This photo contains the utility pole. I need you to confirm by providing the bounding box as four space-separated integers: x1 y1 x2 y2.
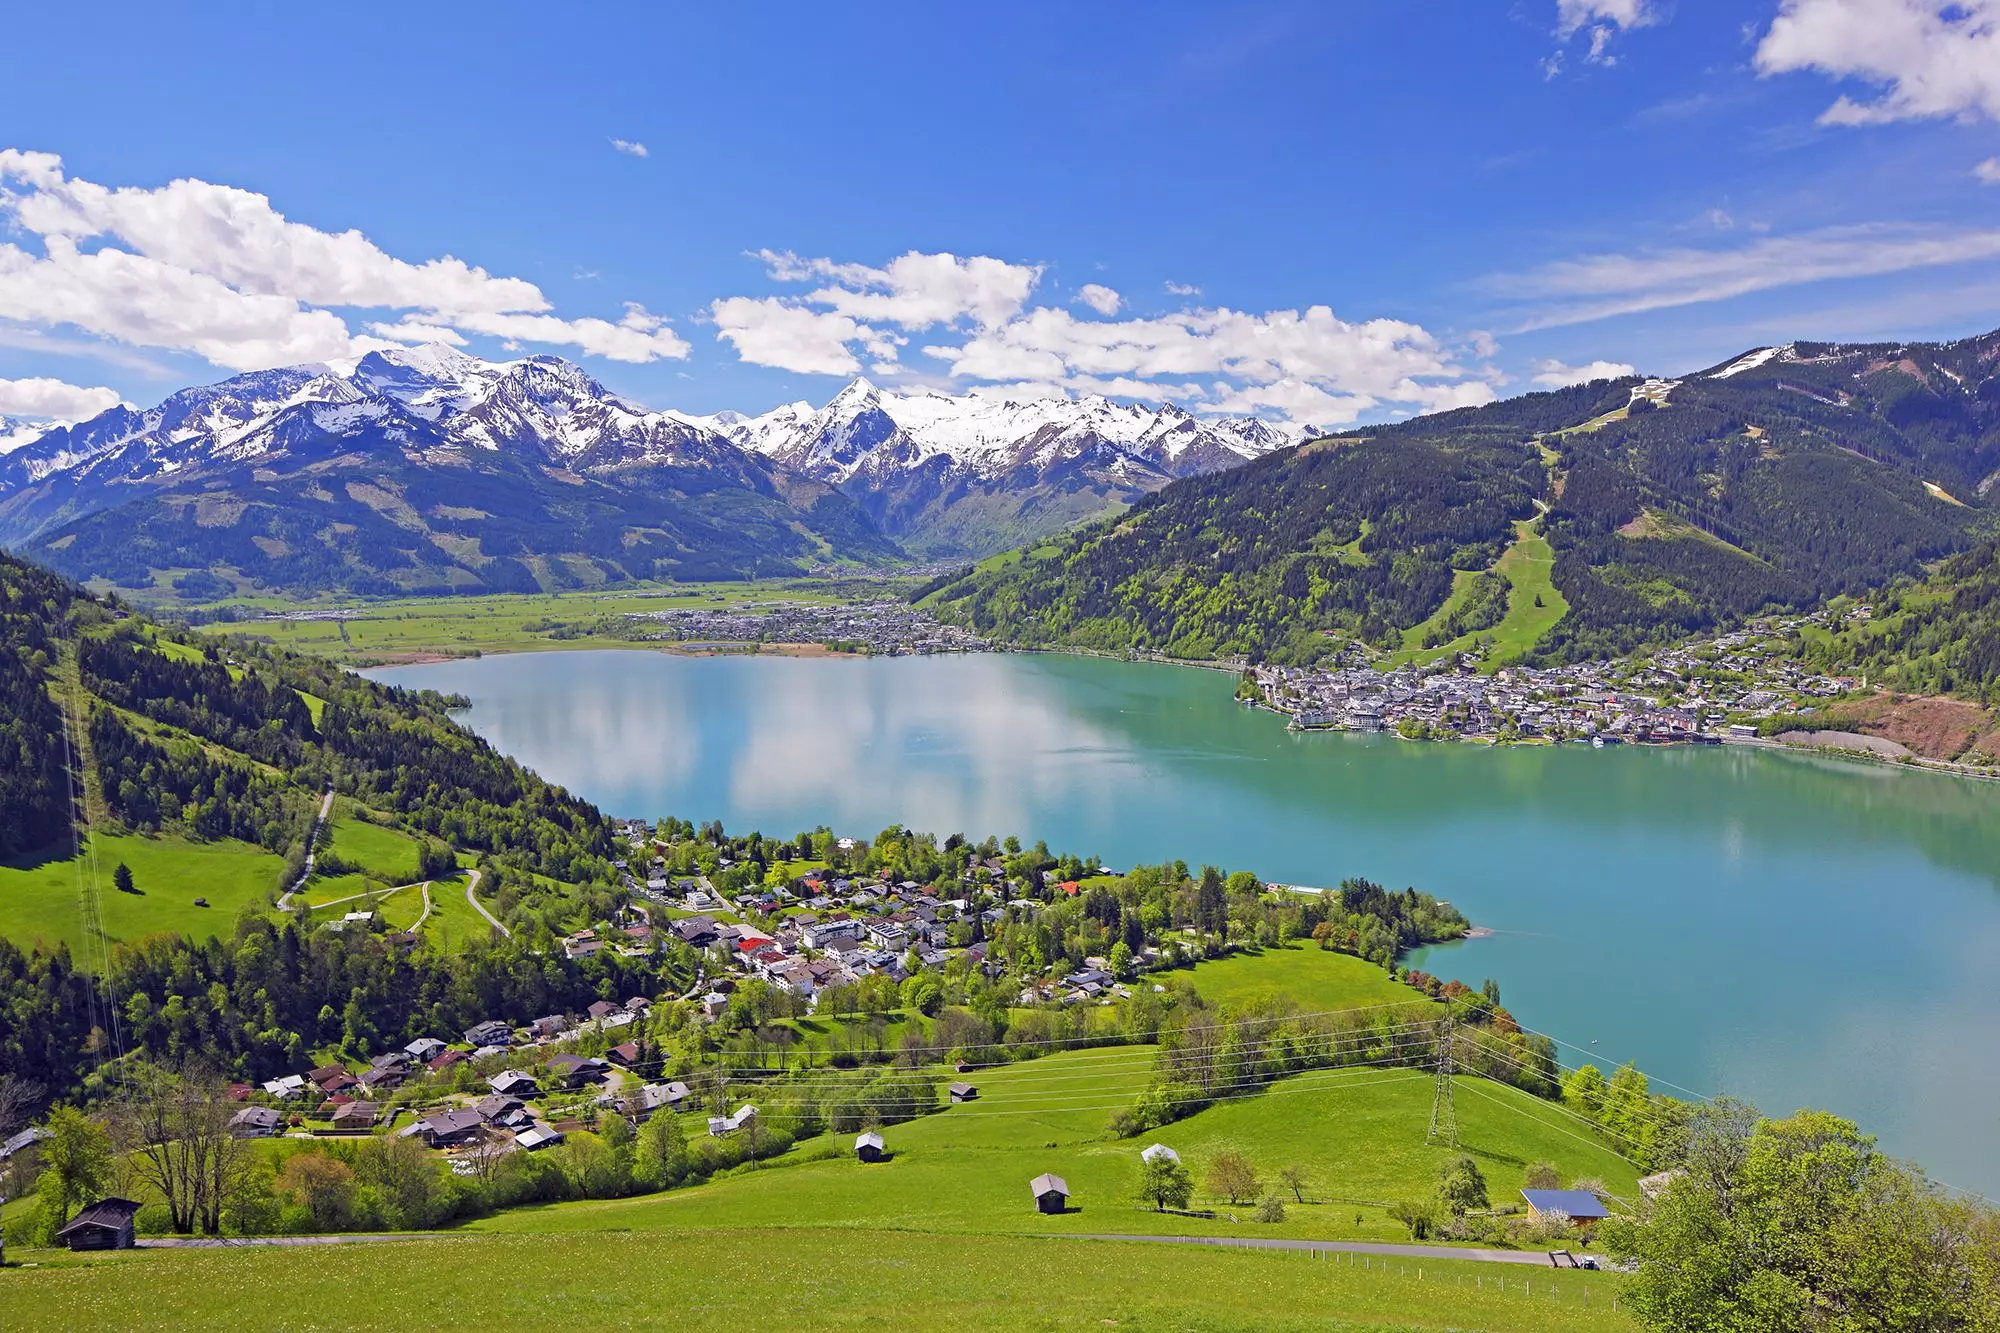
1427 1009 1458 1149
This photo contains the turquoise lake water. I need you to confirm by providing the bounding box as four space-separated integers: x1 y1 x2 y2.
369 648 2000 1195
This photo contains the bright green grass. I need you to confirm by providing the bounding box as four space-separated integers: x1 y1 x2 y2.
0 832 283 958
1383 521 1568 672
472 1049 1637 1248
322 805 423 882
1172 945 1426 1013
420 874 500 953
0 1228 1632 1332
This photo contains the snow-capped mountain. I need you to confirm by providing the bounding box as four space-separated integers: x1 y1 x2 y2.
703 377 1310 487
0 349 1310 559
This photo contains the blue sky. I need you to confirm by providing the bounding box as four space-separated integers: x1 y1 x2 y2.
1 1 1997 429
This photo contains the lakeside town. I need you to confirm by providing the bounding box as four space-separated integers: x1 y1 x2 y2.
620 600 990 655
1239 615 1860 747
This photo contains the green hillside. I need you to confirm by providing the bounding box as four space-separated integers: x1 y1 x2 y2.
924 335 2000 666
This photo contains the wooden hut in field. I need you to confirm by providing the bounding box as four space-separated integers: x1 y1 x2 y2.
55 1198 141 1251
855 1131 886 1162
1030 1173 1069 1214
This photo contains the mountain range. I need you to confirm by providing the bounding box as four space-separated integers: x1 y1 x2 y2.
924 329 2000 666
0 346 1305 596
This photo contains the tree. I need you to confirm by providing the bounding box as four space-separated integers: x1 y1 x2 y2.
1135 1154 1193 1212
112 862 138 895
1389 1199 1435 1240
1206 1151 1260 1206
1108 940 1133 981
117 1061 253 1235
277 1152 356 1231
34 1105 112 1235
0 1074 43 1138
635 1109 687 1190
1255 1193 1287 1223
1435 1154 1489 1217
1195 866 1227 941
1607 1109 2000 1332
1278 1163 1310 1203
899 972 943 1018
1522 1160 1562 1191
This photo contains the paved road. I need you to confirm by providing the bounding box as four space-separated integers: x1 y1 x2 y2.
139 1233 431 1249
465 868 507 937
1069 1233 1589 1268
275 789 337 909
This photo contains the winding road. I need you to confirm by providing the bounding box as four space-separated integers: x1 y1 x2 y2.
464 868 507 937
276 789 336 910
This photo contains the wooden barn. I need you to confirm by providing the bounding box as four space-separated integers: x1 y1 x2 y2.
55 1197 141 1251
1030 1173 1069 1214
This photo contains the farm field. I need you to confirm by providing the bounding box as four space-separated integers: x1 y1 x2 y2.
0 1227 1632 1332
204 577 909 665
472 1048 1639 1246
0 831 284 958
1171 945 1428 1013
419 874 502 952
320 804 425 882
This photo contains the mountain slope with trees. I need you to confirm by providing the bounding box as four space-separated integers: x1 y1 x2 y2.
926 331 2000 665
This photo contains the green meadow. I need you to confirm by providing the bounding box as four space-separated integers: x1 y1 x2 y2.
1170 945 1425 1013
0 831 283 959
472 1048 1638 1246
0 1228 1632 1332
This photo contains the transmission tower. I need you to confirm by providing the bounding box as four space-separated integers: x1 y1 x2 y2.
1427 1010 1458 1149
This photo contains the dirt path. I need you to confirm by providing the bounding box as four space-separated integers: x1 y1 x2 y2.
413 880 434 929
276 789 337 909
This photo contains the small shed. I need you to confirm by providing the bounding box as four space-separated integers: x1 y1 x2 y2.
1521 1188 1611 1225
1140 1143 1180 1165
54 1197 141 1251
1030 1173 1069 1214
855 1131 886 1162
948 1081 978 1103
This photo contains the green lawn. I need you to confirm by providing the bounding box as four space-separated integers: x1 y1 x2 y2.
1171 945 1426 1013
321 804 424 882
0 1228 1632 1332
0 832 284 959
420 874 501 952
472 1048 1638 1247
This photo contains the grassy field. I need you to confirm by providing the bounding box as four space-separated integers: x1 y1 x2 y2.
0 831 284 958
0 1228 1632 1332
420 874 501 952
1384 521 1567 672
206 578 909 664
1170 945 1425 1012
472 1047 1638 1246
321 804 425 882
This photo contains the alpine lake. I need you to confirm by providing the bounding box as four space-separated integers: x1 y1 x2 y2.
367 648 2000 1197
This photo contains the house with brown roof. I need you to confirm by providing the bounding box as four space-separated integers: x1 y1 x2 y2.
330 1101 378 1132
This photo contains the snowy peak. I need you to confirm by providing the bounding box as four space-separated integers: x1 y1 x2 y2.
727 377 1304 486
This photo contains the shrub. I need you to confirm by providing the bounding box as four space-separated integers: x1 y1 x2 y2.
1255 1194 1287 1223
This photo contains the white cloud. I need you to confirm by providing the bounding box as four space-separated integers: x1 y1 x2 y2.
1076 283 1122 316
1755 0 2000 125
0 149 689 371
709 297 900 376
1552 0 1658 65
1490 222 2000 328
611 138 650 158
1532 357 1638 387
755 248 1040 330
1555 0 1658 37
1164 280 1202 296
713 250 1494 422
0 374 122 422
1976 156 2000 183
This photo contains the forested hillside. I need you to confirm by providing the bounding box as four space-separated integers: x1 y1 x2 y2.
927 332 2000 666
1803 542 2000 703
0 549 613 876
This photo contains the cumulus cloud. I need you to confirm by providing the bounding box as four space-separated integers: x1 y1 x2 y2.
0 374 122 422
1978 157 2000 183
711 249 1494 423
1490 222 2000 328
0 149 689 371
1076 283 1122 315
611 138 650 157
1755 0 2000 125
1532 357 1638 387
1164 280 1202 296
1551 0 1659 66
